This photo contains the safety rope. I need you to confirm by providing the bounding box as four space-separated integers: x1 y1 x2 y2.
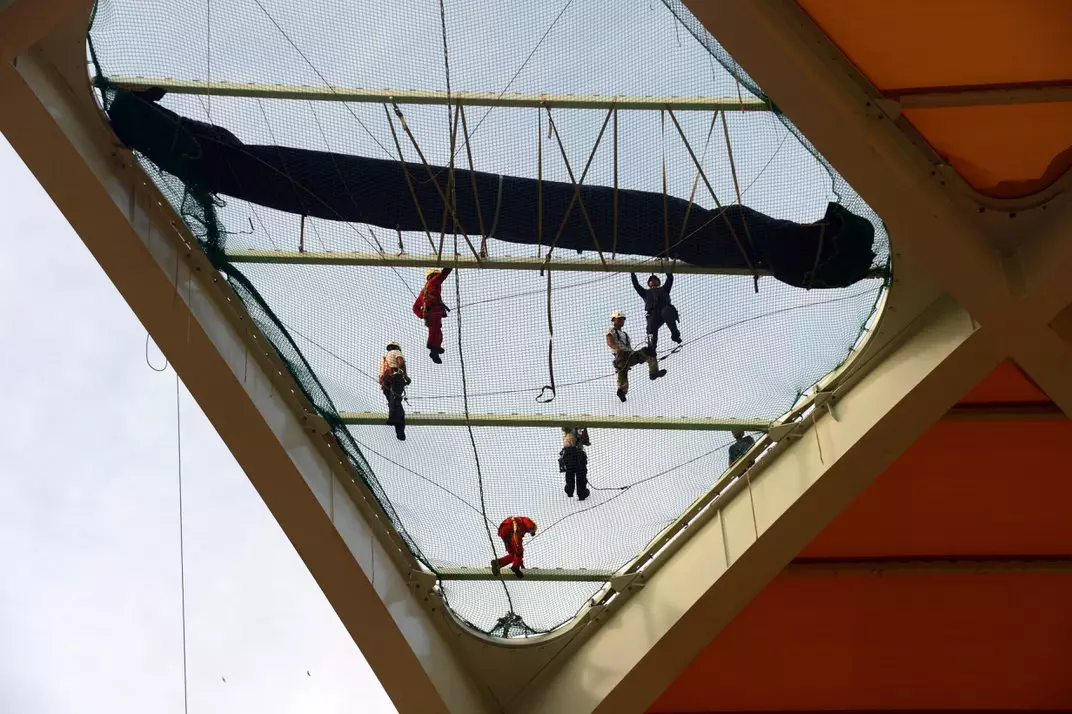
612 106 619 260
678 110 719 246
452 244 516 613
543 105 611 268
720 111 758 292
664 107 759 290
458 105 489 258
390 102 483 262
661 109 670 259
536 269 557 403
174 375 190 714
435 106 462 262
383 104 437 254
537 109 544 260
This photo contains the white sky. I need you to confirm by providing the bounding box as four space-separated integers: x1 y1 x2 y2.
0 135 397 712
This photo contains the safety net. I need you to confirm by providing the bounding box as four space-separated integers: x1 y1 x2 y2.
86 0 890 639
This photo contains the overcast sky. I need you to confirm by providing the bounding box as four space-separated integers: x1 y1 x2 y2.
0 135 397 712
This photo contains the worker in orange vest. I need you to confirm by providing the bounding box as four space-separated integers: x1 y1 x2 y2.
491 515 537 578
412 267 453 363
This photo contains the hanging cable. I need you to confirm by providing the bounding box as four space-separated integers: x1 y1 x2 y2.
719 110 758 292
612 106 619 260
383 105 438 255
458 105 489 257
536 109 544 260
661 108 670 258
145 333 168 372
536 269 556 403
174 375 190 714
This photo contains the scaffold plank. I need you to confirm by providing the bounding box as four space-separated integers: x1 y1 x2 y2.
106 76 770 111
435 567 617 582
338 412 770 431
224 249 889 279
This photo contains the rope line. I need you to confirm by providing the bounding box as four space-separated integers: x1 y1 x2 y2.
719 110 757 292
174 375 190 714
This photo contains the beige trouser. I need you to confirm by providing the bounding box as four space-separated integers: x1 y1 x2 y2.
614 350 658 393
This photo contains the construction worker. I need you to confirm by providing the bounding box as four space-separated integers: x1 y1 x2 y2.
606 310 665 402
559 427 591 501
492 515 538 578
412 267 453 363
630 272 681 351
379 340 410 441
729 429 756 468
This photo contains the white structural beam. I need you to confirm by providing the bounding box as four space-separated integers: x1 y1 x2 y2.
516 298 1002 714
105 75 770 111
224 248 889 279
0 16 489 714
683 1 1072 418
340 411 770 431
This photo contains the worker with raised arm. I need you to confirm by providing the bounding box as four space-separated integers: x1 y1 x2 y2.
412 267 453 363
630 272 681 351
379 339 411 441
491 515 538 578
559 426 591 501
606 310 665 402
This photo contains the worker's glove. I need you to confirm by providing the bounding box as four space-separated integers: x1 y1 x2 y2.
404 376 412 386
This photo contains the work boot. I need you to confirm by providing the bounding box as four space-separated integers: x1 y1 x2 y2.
577 489 590 502
564 485 574 498
511 565 524 578
490 559 502 575
671 331 682 344
395 424 406 441
616 388 627 402
650 369 667 380
430 350 442 364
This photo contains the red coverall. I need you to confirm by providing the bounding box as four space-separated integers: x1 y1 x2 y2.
495 516 537 572
412 267 453 351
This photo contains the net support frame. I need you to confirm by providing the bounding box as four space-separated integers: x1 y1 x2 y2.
339 411 770 431
105 76 770 110
224 249 888 278
434 567 618 582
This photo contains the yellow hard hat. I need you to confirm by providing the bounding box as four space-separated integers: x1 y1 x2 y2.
426 268 441 280
611 310 626 320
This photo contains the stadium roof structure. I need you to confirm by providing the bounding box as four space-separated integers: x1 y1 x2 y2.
2 0 1070 712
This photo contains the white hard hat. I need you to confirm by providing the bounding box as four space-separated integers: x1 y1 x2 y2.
610 310 626 320
386 339 401 349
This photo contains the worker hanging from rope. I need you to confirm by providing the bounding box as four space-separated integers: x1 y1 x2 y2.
630 272 682 351
559 427 591 501
379 339 411 441
412 267 454 363
606 310 665 403
491 515 538 578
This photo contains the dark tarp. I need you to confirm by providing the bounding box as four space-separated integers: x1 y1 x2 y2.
106 88 877 288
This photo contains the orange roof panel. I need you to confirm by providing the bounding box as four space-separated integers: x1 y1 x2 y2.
797 0 1072 90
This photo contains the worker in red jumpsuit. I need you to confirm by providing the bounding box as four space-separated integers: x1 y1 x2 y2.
491 515 537 578
412 267 453 363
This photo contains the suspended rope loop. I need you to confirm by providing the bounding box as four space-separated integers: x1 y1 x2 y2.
544 105 611 269
661 108 670 259
436 104 462 262
145 332 168 372
537 108 544 260
665 107 759 289
390 101 483 263
383 104 437 253
719 110 758 293
536 268 556 403
677 110 719 247
612 104 619 260
458 105 489 258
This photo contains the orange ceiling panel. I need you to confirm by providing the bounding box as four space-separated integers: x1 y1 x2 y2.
902 102 1072 197
649 573 1072 712
802 419 1072 558
796 0 1072 90
959 360 1048 403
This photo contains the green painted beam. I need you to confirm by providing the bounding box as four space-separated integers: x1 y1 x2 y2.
224 249 888 279
339 412 771 431
106 76 770 111
435 567 617 582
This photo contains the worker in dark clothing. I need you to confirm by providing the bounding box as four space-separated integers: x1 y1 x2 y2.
491 515 538 577
729 429 756 468
379 340 410 441
412 267 453 363
559 427 591 501
630 272 681 351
